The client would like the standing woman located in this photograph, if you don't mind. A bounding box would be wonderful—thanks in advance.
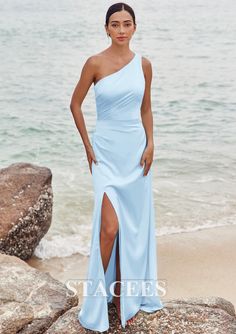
[70,2,164,332]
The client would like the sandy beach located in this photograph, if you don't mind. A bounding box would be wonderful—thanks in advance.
[26,224,236,309]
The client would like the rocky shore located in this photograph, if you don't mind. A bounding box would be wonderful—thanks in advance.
[0,162,236,333]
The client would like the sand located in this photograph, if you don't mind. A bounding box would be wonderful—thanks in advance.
[26,224,236,309]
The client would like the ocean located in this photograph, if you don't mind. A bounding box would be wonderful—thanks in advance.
[0,0,235,259]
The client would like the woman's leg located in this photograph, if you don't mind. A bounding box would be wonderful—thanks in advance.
[100,192,119,274]
[100,192,135,324]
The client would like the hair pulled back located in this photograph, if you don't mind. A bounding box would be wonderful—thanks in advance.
[105,2,136,26]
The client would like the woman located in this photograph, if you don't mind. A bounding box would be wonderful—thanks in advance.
[70,2,164,332]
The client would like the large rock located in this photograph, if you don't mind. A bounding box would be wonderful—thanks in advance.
[0,162,53,260]
[0,253,78,334]
[46,296,236,333]
[0,252,235,333]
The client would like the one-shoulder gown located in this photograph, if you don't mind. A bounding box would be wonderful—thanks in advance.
[78,52,164,332]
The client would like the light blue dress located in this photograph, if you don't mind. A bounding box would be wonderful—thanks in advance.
[78,52,164,332]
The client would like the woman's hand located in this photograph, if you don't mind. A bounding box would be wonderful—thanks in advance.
[85,144,98,175]
[140,142,154,176]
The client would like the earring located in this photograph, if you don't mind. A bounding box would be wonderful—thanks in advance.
[107,33,110,43]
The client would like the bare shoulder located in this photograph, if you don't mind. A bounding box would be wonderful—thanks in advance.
[79,54,103,86]
[82,54,99,72]
[84,52,106,68]
[141,56,152,79]
[82,53,106,79]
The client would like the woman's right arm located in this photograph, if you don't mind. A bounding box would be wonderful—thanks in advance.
[70,56,98,173]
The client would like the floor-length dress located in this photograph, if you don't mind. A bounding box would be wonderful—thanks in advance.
[78,52,164,332]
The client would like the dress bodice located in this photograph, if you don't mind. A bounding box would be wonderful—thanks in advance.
[93,53,145,121]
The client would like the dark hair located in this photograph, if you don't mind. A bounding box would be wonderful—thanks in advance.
[105,2,136,26]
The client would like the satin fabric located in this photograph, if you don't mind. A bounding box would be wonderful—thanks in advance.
[78,52,164,332]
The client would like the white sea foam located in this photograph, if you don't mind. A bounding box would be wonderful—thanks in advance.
[34,234,90,259]
[34,217,236,260]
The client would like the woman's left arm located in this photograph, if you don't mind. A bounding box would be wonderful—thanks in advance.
[140,57,154,176]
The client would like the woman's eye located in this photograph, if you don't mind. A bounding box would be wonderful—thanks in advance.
[111,24,131,28]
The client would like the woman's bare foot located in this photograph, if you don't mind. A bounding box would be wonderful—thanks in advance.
[127,315,136,325]
[112,297,136,326]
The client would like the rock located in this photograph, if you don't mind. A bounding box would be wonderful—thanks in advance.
[147,297,236,334]
[0,162,53,260]
[0,253,78,334]
[0,251,235,333]
[45,296,236,333]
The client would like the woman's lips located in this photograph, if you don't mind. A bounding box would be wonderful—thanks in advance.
[117,37,126,40]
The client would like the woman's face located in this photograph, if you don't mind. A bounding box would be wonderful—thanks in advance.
[105,10,136,43]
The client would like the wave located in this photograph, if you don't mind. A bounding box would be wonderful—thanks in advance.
[34,217,236,260]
